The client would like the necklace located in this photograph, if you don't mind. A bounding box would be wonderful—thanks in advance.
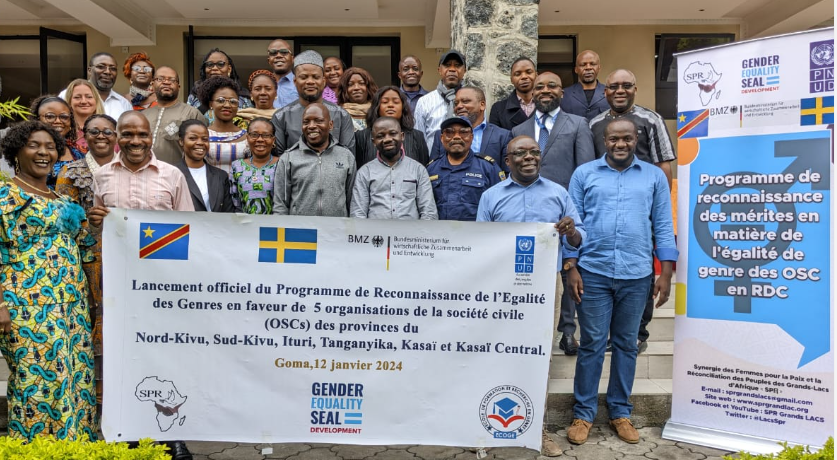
[14,176,54,196]
[248,156,275,169]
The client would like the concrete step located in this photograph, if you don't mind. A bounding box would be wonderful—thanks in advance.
[550,340,674,380]
[545,378,672,429]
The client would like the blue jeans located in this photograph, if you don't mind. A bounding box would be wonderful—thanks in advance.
[573,267,652,422]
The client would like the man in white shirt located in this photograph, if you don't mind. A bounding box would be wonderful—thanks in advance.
[60,52,132,119]
[414,50,466,147]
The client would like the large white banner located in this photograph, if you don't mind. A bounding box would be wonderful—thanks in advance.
[101,210,559,449]
[666,28,834,452]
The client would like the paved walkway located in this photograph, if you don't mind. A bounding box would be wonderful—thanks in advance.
[182,426,735,460]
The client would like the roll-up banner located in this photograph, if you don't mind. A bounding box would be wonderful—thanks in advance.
[664,28,834,453]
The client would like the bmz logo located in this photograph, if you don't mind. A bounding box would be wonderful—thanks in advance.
[479,385,534,439]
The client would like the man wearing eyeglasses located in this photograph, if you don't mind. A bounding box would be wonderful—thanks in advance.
[588,69,676,355]
[267,39,299,109]
[142,67,208,165]
[511,72,596,356]
[426,116,504,221]
[476,134,584,457]
[59,53,132,119]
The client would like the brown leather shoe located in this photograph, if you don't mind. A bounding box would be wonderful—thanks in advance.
[566,418,592,445]
[542,429,563,457]
[609,417,639,443]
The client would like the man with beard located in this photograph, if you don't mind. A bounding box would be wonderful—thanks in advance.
[267,38,299,109]
[428,86,511,171]
[142,67,207,165]
[272,103,356,216]
[561,50,609,121]
[589,69,676,354]
[414,50,466,148]
[88,111,193,459]
[397,55,428,113]
[489,57,537,130]
[426,116,504,221]
[60,52,132,119]
[476,135,585,457]
[565,118,676,446]
[350,117,436,220]
[511,72,595,356]
[271,50,355,155]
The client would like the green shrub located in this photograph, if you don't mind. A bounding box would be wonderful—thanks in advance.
[724,437,834,460]
[0,436,172,459]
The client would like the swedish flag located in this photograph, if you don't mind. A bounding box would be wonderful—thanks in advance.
[800,96,834,125]
[139,223,190,260]
[259,227,317,264]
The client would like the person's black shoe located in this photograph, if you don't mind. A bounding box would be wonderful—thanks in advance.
[558,334,578,355]
[165,441,193,460]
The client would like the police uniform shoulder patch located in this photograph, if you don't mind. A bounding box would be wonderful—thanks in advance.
[429,174,439,181]
[475,154,495,163]
[499,171,506,180]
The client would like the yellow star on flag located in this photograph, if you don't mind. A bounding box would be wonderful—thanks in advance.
[143,226,155,238]
[678,113,686,123]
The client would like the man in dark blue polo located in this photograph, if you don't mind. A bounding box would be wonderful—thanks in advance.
[426,116,504,221]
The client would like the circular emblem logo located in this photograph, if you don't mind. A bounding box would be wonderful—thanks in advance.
[517,238,533,252]
[372,235,384,248]
[479,385,534,439]
[811,43,834,66]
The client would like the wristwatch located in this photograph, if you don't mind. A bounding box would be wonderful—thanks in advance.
[563,260,577,271]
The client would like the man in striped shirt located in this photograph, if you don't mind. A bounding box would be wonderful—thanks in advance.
[414,50,467,148]
[588,69,676,354]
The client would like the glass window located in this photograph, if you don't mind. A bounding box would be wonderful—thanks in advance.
[655,34,735,118]
[351,45,393,87]
[0,39,40,123]
[537,36,576,87]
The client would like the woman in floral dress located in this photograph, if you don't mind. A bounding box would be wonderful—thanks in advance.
[0,120,97,441]
[229,117,278,214]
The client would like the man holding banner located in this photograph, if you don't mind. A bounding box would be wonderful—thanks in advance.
[477,134,584,457]
[566,118,677,446]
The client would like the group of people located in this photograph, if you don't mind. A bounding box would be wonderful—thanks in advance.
[0,41,678,458]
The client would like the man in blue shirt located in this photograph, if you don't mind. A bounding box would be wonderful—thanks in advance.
[267,39,299,109]
[428,86,512,171]
[565,118,677,446]
[427,116,504,221]
[477,134,584,458]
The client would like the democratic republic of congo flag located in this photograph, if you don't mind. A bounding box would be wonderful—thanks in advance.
[139,223,190,260]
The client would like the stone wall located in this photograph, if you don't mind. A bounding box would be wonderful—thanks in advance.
[450,0,539,111]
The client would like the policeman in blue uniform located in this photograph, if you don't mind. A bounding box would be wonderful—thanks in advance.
[427,116,505,220]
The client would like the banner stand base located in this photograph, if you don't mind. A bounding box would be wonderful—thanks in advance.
[662,420,813,455]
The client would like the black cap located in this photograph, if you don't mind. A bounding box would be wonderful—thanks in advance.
[440,116,472,131]
[439,50,466,66]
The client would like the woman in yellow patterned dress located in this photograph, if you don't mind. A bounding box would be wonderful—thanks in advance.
[0,120,97,441]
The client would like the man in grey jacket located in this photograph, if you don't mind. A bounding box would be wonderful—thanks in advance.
[272,103,356,216]
[350,117,437,220]
[271,50,355,155]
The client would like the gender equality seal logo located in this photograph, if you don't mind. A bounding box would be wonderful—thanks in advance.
[479,385,534,439]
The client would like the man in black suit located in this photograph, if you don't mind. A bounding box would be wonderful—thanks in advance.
[560,50,609,121]
[488,57,537,130]
[429,86,512,171]
[511,71,595,356]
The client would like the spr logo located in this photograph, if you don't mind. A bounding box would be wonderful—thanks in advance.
[479,385,534,439]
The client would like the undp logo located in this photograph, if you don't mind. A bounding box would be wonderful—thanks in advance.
[515,236,535,274]
[478,385,534,439]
